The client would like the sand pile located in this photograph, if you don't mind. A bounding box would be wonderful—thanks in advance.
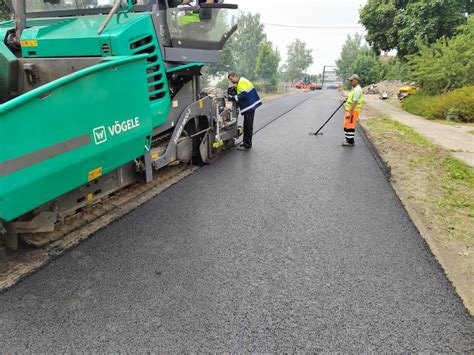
[364,80,402,97]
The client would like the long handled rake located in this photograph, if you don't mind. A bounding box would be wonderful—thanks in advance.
[309,101,345,136]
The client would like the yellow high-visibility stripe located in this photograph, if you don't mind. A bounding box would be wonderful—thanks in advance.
[345,85,363,111]
[237,77,254,94]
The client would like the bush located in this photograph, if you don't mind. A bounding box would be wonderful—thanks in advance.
[216,78,229,91]
[0,2,9,21]
[406,17,474,95]
[377,58,409,81]
[403,86,474,123]
[254,82,278,94]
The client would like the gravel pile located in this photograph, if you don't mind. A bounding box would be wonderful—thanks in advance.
[364,80,402,97]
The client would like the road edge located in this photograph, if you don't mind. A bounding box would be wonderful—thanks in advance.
[358,119,473,316]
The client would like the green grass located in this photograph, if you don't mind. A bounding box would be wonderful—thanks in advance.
[366,115,434,148]
[364,115,474,243]
[468,130,474,135]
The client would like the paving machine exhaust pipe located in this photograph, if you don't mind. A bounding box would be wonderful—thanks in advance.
[309,101,345,136]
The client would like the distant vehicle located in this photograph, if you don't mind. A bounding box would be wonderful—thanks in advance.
[294,82,320,91]
[398,85,417,100]
[326,84,339,90]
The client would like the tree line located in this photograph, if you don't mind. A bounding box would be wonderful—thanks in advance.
[337,0,474,95]
[204,12,314,92]
[1,1,10,20]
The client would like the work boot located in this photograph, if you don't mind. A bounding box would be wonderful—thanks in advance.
[342,141,354,147]
[237,144,251,151]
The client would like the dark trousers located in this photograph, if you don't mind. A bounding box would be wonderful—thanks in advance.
[243,110,255,148]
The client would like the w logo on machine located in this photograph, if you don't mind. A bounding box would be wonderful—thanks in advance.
[93,126,107,145]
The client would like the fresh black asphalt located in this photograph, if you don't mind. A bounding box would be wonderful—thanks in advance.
[0,91,472,352]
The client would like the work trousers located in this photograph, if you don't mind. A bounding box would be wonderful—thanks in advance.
[344,110,360,144]
[243,110,255,148]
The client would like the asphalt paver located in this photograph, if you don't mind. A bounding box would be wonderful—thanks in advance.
[0,91,472,352]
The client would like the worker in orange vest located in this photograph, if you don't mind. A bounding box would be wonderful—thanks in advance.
[343,74,363,147]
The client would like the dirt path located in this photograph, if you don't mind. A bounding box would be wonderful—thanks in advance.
[364,95,474,167]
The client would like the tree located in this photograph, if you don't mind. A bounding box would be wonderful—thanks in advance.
[377,57,408,81]
[285,39,313,82]
[349,47,380,86]
[309,74,322,84]
[231,12,266,81]
[335,34,364,82]
[1,1,10,20]
[202,12,265,85]
[256,41,280,84]
[336,35,401,88]
[360,0,471,57]
[204,41,235,78]
[406,16,474,94]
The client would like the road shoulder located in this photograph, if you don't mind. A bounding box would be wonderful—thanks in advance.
[359,104,474,314]
[364,95,474,167]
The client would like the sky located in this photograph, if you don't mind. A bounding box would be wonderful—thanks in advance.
[235,0,368,74]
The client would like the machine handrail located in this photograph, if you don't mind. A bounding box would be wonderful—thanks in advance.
[98,0,134,35]
[170,3,238,13]
[200,3,238,9]
[0,55,148,115]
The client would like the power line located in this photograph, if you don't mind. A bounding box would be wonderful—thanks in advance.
[262,22,363,29]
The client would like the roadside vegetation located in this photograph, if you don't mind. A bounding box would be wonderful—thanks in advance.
[361,113,474,312]
[364,115,474,248]
[401,17,474,123]
[337,1,473,123]
[403,86,474,123]
[1,1,9,20]
[336,34,408,90]
[204,13,315,94]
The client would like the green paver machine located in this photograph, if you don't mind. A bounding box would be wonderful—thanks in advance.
[0,0,240,252]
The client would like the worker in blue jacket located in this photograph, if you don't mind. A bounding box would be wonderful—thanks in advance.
[228,72,262,151]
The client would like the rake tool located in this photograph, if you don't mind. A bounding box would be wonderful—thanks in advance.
[309,101,345,136]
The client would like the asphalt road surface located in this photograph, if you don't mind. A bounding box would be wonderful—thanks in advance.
[1,91,472,352]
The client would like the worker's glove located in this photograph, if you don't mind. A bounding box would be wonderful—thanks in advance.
[227,86,238,97]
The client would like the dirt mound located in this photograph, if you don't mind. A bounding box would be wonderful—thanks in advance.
[364,80,402,97]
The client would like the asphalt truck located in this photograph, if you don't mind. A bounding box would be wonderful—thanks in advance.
[0,0,240,254]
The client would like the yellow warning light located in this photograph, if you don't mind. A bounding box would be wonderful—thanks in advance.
[20,40,38,47]
[87,193,93,201]
[88,167,103,181]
